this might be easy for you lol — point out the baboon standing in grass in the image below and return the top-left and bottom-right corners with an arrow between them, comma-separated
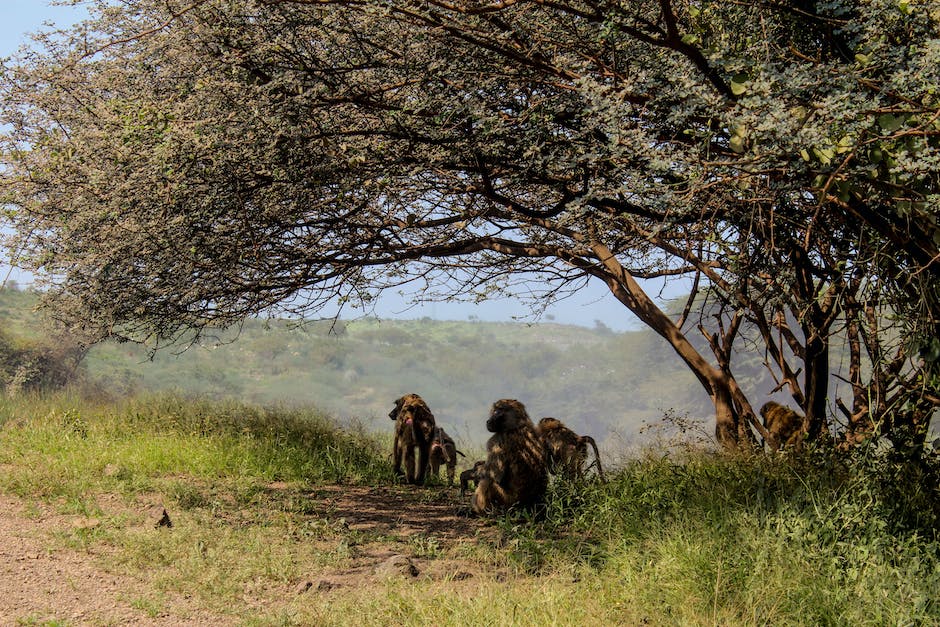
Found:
536,417 -> 606,482
389,393 -> 437,485
760,401 -> 804,451
460,460 -> 485,495
429,426 -> 464,485
472,399 -> 549,515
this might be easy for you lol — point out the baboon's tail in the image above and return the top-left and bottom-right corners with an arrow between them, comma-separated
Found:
581,435 -> 606,482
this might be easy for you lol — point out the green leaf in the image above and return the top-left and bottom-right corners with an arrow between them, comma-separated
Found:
730,73 -> 748,96
813,147 -> 835,165
878,114 -> 905,132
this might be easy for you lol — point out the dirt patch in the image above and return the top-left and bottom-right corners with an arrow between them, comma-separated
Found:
0,484 -> 495,625
298,483 -> 481,538
0,494 -> 224,626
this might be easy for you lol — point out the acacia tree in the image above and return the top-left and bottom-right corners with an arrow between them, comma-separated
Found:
1,0 -> 937,448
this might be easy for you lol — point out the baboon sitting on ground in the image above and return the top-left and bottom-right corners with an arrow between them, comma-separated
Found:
429,426 -> 465,485
759,401 -> 804,451
389,393 -> 437,485
536,417 -> 606,482
472,399 -> 549,515
459,460 -> 485,495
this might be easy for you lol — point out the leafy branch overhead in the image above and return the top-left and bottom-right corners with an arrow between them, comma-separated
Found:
1,0 -> 937,448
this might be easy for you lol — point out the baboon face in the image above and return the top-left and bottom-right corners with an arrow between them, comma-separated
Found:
486,399 -> 531,433
389,395 -> 407,420
393,394 -> 435,439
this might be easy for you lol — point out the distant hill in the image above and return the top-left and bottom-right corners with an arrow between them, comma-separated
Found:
85,316 -> 715,453
0,287 -> 780,454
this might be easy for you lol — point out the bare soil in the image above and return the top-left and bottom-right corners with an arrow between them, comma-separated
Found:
0,484 -> 493,626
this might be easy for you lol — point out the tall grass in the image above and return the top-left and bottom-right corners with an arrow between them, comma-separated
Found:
0,392 -> 937,625
496,450 -> 940,625
0,392 -> 392,501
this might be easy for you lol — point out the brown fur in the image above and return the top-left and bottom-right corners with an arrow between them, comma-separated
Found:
429,426 -> 464,485
459,460 -> 486,495
536,417 -> 606,482
760,401 -> 804,451
389,393 -> 437,485
472,399 -> 549,515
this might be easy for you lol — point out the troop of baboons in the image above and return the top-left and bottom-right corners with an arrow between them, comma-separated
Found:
388,393 -> 605,514
389,393 -> 803,515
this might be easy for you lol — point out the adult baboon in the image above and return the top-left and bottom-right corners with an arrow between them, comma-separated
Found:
429,426 -> 465,485
760,401 -> 804,451
472,399 -> 549,515
389,393 -> 437,485
459,460 -> 486,495
536,417 -> 606,482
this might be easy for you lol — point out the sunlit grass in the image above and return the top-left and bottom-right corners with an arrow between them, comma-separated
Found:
0,392 -> 937,625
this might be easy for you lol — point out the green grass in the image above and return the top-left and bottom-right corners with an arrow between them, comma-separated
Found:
0,392 -> 937,625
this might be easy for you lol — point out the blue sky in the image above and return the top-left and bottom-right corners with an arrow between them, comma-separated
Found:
0,2 -> 684,330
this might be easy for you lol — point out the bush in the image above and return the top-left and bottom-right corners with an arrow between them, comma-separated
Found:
0,328 -> 87,395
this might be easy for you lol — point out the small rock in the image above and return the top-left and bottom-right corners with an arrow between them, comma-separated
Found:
293,580 -> 313,595
71,517 -> 101,530
374,554 -> 419,578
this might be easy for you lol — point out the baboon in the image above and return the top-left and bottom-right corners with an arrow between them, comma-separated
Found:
459,460 -> 486,495
428,426 -> 465,485
536,417 -> 606,482
472,399 -> 549,515
760,401 -> 804,451
389,393 -> 437,485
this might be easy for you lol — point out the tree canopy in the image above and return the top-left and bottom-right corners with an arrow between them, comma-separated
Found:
1,0 -> 938,448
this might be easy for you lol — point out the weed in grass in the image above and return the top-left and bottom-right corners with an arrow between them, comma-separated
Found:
15,616 -> 68,627
409,534 -> 444,558
127,594 -> 165,618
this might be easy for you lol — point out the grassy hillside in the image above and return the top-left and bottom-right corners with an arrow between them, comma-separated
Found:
73,299 -> 716,453
0,393 -> 936,625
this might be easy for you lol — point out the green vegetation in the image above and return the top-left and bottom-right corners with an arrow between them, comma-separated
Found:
1,392 -> 936,625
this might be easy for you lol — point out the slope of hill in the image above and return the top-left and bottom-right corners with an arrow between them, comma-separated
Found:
86,315 -> 711,452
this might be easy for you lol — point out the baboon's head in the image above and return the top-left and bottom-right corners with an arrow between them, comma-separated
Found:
759,401 -> 783,426
389,396 -> 406,420
486,399 -> 531,433
390,393 -> 425,422
393,393 -> 435,437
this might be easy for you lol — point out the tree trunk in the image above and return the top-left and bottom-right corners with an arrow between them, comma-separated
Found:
803,335 -> 829,441
590,244 -> 746,448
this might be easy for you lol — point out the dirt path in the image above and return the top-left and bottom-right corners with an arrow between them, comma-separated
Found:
0,485 -> 490,625
0,494 -> 225,625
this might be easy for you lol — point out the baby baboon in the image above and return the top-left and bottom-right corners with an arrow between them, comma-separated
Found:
536,417 -> 606,482
389,393 -> 437,485
760,401 -> 804,451
429,426 -> 465,485
472,399 -> 549,515
459,460 -> 486,495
